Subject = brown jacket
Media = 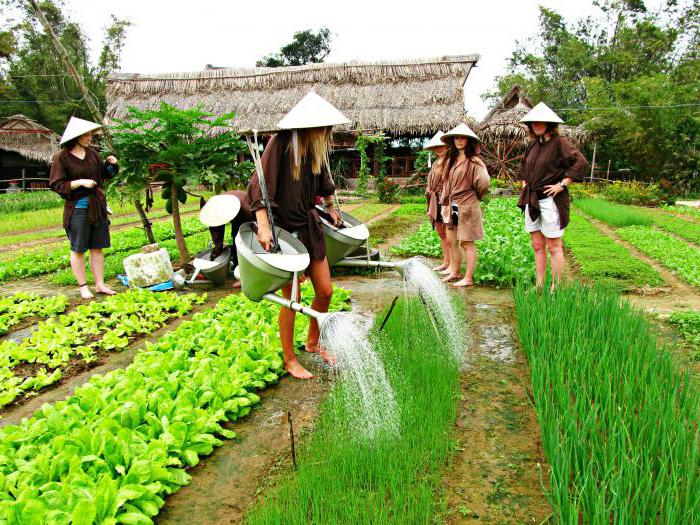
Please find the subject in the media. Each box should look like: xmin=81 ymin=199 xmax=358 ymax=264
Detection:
xmin=517 ymin=135 xmax=587 ymax=229
xmin=49 ymin=147 xmax=114 ymax=229
xmin=425 ymin=158 xmax=446 ymax=224
xmin=247 ymin=132 xmax=335 ymax=260
xmin=440 ymin=156 xmax=490 ymax=209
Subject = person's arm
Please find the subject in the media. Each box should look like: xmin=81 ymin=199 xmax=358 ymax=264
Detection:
xmin=319 ymin=166 xmax=341 ymax=225
xmin=544 ymin=138 xmax=587 ymax=197
xmin=49 ymin=154 xmax=95 ymax=198
xmin=247 ymin=135 xmax=282 ymax=251
xmin=473 ymin=161 xmax=491 ymax=199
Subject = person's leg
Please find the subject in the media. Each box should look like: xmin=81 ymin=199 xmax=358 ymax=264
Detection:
xmin=530 ymin=231 xmax=548 ymax=288
xmin=545 ymin=236 xmax=565 ymax=290
xmin=442 ymin=227 xmax=462 ymax=281
xmin=70 ymin=251 xmax=93 ymax=299
xmin=90 ymin=249 xmax=116 ymax=295
xmin=434 ymin=223 xmax=450 ymax=271
xmin=453 ymin=241 xmax=476 ymax=287
xmin=280 ymin=282 xmax=313 ymax=379
xmin=306 ymin=257 xmax=335 ymax=364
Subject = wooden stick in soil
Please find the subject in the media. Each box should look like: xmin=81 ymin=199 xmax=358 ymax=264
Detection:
xmin=287 ymin=410 xmax=297 ymax=470
xmin=26 ymin=0 xmax=156 ymax=245
xmin=171 ymin=183 xmax=189 ymax=263
xmin=379 ymin=296 xmax=399 ymax=331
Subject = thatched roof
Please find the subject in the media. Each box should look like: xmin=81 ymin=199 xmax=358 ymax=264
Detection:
xmin=479 ymin=86 xmax=590 ymax=146
xmin=0 ymin=114 xmax=59 ymax=164
xmin=106 ymin=55 xmax=480 ymax=136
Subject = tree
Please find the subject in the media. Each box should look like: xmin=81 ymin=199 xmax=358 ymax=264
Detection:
xmin=111 ymin=103 xmax=253 ymax=264
xmin=487 ymin=0 xmax=699 ymax=194
xmin=257 ymin=27 xmax=332 ymax=67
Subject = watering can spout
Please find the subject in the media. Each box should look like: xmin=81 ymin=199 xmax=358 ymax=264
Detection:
xmin=262 ymin=293 xmax=334 ymax=330
xmin=332 ymin=257 xmax=412 ymax=276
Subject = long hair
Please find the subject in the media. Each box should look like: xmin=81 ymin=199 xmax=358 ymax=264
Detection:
xmin=445 ymin=136 xmax=480 ymax=172
xmin=61 ymin=137 xmax=79 ymax=151
xmin=288 ymin=127 xmax=332 ymax=181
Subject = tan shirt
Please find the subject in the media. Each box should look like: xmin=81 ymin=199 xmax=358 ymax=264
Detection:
xmin=440 ymin=155 xmax=490 ymax=207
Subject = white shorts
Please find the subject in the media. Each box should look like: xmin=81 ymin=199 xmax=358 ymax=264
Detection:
xmin=525 ymin=197 xmax=564 ymax=238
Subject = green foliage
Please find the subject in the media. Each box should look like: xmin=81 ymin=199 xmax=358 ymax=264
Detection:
xmin=368 ymin=204 xmax=424 ymax=244
xmin=0 ymin=292 xmax=67 ymax=336
xmin=514 ymin=283 xmax=700 ymax=522
xmin=668 ymin=310 xmax=700 ymax=356
xmin=247 ymin=298 xmax=462 ymax=524
xmin=489 ymin=1 xmax=699 ymax=188
xmin=354 ymin=131 xmax=386 ymax=197
xmin=601 ymin=181 xmax=676 ymax=206
xmin=257 ymin=27 xmax=331 ymax=67
xmin=412 ymin=149 xmax=432 ymax=175
xmin=0 ymin=0 xmax=130 ymax=131
xmin=330 ymin=156 xmax=351 ymax=189
xmin=392 ymin=222 xmax=442 ymax=258
xmin=574 ymin=198 xmax=653 ymax=227
xmin=0 ymin=191 xmax=62 ymax=214
xmin=565 ymin=213 xmax=663 ymax=289
xmin=616 ymin=225 xmax=700 ymax=287
xmin=348 ymin=203 xmax=392 ymax=222
xmin=0 ymin=289 xmax=205 ymax=407
xmin=376 ymin=178 xmax=400 ymax=204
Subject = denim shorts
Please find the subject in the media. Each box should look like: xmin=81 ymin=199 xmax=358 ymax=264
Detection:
xmin=66 ymin=208 xmax=111 ymax=253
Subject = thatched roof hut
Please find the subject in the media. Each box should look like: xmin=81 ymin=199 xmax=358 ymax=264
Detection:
xmin=106 ymin=55 xmax=480 ymax=137
xmin=0 ymin=114 xmax=58 ymax=164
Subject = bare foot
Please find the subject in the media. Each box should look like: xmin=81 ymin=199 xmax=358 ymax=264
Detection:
xmin=95 ymin=285 xmax=116 ymax=295
xmin=452 ymin=278 xmax=474 ymax=288
xmin=78 ymin=285 xmax=94 ymax=300
xmin=439 ymin=268 xmax=452 ymax=275
xmin=284 ymin=359 xmax=314 ymax=380
xmin=231 ymin=280 xmax=242 ymax=290
xmin=442 ymin=273 xmax=462 ymax=282
xmin=433 ymin=263 xmax=448 ymax=272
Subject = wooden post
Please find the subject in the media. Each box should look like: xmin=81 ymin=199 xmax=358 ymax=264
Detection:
xmin=606 ymin=159 xmax=611 ymax=180
xmin=590 ymin=142 xmax=597 ymax=182
xmin=21 ymin=168 xmax=26 ymax=191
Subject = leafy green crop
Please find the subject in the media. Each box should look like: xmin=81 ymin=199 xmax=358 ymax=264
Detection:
xmin=565 ymin=214 xmax=663 ymax=290
xmin=668 ymin=310 xmax=700 ymax=357
xmin=0 ymin=293 xmax=68 ymax=336
xmin=0 ymin=283 xmax=350 ymax=524
xmin=393 ymin=198 xmax=535 ymax=286
xmin=617 ymin=226 xmax=700 ymax=287
xmin=0 ymin=290 xmax=205 ymax=407
xmin=0 ymin=217 xmax=208 ymax=282
xmin=515 ymin=283 xmax=700 ymax=522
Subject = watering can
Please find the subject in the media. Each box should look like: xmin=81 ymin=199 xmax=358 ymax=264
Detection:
xmin=189 ymin=247 xmax=231 ymax=286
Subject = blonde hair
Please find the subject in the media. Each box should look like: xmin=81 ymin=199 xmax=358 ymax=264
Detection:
xmin=288 ymin=127 xmax=332 ymax=180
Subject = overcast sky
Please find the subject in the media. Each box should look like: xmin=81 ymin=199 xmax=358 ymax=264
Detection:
xmin=54 ymin=0 xmax=663 ymax=119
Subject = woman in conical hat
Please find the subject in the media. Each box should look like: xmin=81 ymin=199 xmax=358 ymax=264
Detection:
xmin=49 ymin=117 xmax=119 ymax=299
xmin=439 ymin=123 xmax=490 ymax=287
xmin=517 ymin=102 xmax=587 ymax=289
xmin=423 ymin=131 xmax=451 ymax=271
xmin=247 ymin=91 xmax=348 ymax=379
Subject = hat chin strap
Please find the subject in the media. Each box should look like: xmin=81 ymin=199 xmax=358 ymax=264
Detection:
xmin=292 ymin=130 xmax=299 ymax=168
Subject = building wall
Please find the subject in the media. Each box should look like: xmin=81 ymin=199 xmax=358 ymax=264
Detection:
xmin=0 ymin=150 xmax=50 ymax=191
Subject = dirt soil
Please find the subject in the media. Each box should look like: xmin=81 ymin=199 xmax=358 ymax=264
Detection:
xmin=439 ymin=287 xmax=551 ymax=524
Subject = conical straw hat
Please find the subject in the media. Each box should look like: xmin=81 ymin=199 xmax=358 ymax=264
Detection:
xmin=277 ymin=91 xmax=351 ymax=130
xmin=60 ymin=117 xmax=102 ymax=145
xmin=423 ymin=131 xmax=446 ymax=150
xmin=441 ymin=123 xmax=481 ymax=144
xmin=199 ymin=194 xmax=242 ymax=227
xmin=520 ymin=102 xmax=564 ymax=124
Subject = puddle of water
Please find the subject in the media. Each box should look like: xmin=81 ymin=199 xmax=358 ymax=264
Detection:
xmin=479 ymin=325 xmax=517 ymax=363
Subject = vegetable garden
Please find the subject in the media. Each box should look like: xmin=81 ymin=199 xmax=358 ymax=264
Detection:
xmin=0 ymin=190 xmax=699 ymax=524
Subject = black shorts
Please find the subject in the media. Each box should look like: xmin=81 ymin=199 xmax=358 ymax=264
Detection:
xmin=450 ymin=204 xmax=459 ymax=226
xmin=66 ymin=209 xmax=111 ymax=253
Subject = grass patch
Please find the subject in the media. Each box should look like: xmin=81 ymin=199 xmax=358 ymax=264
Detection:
xmin=347 ymin=203 xmax=393 ymax=222
xmin=574 ymin=198 xmax=653 ymax=227
xmin=617 ymin=226 xmax=700 ymax=287
xmin=246 ymin=297 xmax=462 ymax=524
xmin=668 ymin=311 xmax=700 ymax=359
xmin=368 ymin=203 xmax=425 ymax=244
xmin=0 ymin=191 xmax=62 ymax=213
xmin=514 ymin=283 xmax=700 ymax=522
xmin=646 ymin=209 xmax=700 ymax=245
xmin=565 ymin=214 xmax=663 ymax=290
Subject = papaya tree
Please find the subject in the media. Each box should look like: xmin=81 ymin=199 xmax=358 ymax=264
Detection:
xmin=111 ymin=103 xmax=252 ymax=263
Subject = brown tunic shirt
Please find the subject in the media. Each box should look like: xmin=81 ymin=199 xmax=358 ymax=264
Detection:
xmin=425 ymin=158 xmax=446 ymax=224
xmin=517 ymin=135 xmax=587 ymax=230
xmin=440 ymin=155 xmax=490 ymax=207
xmin=247 ymin=132 xmax=336 ymax=260
xmin=49 ymin=147 xmax=114 ymax=229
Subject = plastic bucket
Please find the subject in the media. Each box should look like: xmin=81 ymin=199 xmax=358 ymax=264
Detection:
xmin=316 ymin=206 xmax=370 ymax=267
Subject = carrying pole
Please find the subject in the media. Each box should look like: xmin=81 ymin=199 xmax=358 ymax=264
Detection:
xmin=246 ymin=130 xmax=280 ymax=253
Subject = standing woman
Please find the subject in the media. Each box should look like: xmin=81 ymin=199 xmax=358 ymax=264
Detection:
xmin=247 ymin=92 xmax=348 ymax=380
xmin=517 ymin=102 xmax=587 ymax=289
xmin=439 ymin=124 xmax=490 ymax=287
xmin=424 ymin=131 xmax=451 ymax=271
xmin=50 ymin=118 xmax=118 ymax=299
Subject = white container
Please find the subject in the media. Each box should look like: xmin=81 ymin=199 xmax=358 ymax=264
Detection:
xmin=123 ymin=248 xmax=173 ymax=288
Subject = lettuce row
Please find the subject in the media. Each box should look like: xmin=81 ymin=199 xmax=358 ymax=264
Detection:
xmin=0 ymin=293 xmax=68 ymax=336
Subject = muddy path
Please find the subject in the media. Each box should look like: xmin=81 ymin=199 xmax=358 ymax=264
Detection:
xmin=439 ymin=287 xmax=551 ymax=524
